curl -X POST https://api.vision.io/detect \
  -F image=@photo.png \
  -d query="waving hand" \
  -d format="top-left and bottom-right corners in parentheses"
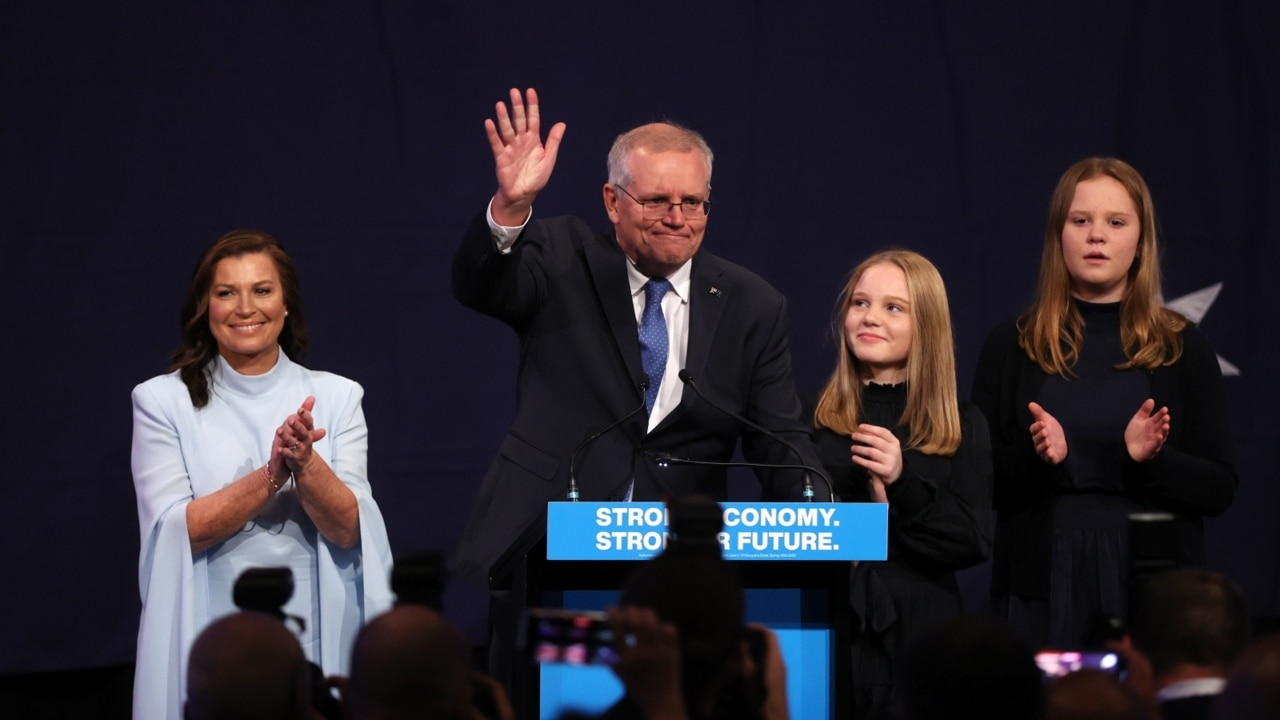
top-left (486, 87), bottom-right (567, 226)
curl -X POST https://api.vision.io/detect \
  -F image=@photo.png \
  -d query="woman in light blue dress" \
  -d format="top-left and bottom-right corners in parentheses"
top-left (130, 230), bottom-right (393, 719)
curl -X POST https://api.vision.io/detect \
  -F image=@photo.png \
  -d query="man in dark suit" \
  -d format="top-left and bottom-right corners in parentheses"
top-left (451, 87), bottom-right (826, 588)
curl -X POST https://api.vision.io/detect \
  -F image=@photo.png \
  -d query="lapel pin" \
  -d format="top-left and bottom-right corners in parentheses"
top-left (709, 287), bottom-right (722, 296)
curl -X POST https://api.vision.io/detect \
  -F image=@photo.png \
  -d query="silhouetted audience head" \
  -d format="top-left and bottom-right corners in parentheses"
top-left (1130, 568), bottom-right (1250, 681)
top-left (895, 614), bottom-right (1045, 720)
top-left (184, 610), bottom-right (312, 720)
top-left (344, 604), bottom-right (475, 720)
top-left (1212, 634), bottom-right (1280, 720)
top-left (618, 497), bottom-right (746, 713)
top-left (621, 550), bottom-right (744, 699)
top-left (1046, 669), bottom-right (1149, 720)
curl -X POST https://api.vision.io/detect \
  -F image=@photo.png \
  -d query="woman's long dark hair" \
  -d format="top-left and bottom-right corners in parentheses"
top-left (169, 230), bottom-right (309, 407)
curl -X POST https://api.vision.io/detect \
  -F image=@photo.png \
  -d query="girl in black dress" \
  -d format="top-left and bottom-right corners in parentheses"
top-left (971, 157), bottom-right (1237, 652)
top-left (808, 249), bottom-right (993, 720)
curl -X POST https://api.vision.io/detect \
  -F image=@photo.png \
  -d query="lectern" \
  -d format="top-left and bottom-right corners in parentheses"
top-left (489, 501), bottom-right (888, 719)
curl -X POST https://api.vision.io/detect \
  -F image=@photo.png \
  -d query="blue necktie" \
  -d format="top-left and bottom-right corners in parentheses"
top-left (639, 278), bottom-right (671, 414)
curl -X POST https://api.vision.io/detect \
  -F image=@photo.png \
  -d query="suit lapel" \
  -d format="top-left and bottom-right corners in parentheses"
top-left (586, 233), bottom-right (646, 389)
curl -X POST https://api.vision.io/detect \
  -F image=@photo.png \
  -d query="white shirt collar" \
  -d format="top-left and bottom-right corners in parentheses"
top-left (1156, 677), bottom-right (1227, 702)
top-left (626, 258), bottom-right (692, 304)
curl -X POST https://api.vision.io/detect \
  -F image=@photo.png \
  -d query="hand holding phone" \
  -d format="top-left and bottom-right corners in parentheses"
top-left (603, 606), bottom-right (685, 719)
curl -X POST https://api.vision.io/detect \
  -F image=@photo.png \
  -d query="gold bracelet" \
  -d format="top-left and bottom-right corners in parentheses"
top-left (262, 464), bottom-right (283, 494)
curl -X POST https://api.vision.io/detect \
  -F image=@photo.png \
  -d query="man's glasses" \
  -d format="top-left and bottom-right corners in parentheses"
top-left (614, 184), bottom-right (712, 220)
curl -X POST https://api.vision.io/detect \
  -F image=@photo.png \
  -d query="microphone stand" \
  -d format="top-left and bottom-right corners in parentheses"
top-left (677, 369), bottom-right (834, 502)
top-left (565, 376), bottom-right (649, 501)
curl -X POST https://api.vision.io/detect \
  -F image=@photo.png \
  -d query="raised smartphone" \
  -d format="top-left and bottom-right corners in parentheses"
top-left (520, 608), bottom-right (619, 666)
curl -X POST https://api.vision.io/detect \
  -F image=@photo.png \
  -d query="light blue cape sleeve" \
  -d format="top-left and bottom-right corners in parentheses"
top-left (131, 379), bottom-right (209, 720)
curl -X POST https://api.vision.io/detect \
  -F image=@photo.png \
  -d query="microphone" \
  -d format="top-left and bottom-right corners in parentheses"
top-left (566, 375), bottom-right (650, 501)
top-left (677, 369), bottom-right (834, 502)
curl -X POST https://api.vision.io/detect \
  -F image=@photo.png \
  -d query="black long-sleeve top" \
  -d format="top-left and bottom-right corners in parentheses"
top-left (971, 311), bottom-right (1238, 600)
top-left (803, 384), bottom-right (993, 716)
top-left (807, 383), bottom-right (993, 574)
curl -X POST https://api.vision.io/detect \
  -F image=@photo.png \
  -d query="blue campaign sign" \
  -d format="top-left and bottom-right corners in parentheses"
top-left (545, 501), bottom-right (887, 561)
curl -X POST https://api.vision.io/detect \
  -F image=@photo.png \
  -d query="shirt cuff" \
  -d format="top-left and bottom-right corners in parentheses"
top-left (486, 197), bottom-right (531, 254)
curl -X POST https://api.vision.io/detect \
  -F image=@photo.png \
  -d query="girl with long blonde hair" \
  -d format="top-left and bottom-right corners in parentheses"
top-left (807, 249), bottom-right (992, 719)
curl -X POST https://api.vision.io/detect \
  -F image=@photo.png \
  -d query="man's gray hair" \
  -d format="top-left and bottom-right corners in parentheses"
top-left (607, 122), bottom-right (714, 189)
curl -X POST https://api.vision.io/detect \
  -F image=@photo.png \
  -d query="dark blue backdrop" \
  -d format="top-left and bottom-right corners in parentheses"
top-left (2, 0), bottom-right (1276, 674)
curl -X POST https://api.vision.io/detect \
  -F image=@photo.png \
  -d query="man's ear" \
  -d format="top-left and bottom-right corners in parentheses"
top-left (603, 183), bottom-right (621, 223)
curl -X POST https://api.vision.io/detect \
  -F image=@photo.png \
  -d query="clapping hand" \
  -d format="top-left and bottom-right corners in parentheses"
top-left (486, 87), bottom-right (566, 225)
top-left (851, 423), bottom-right (903, 495)
top-left (1125, 398), bottom-right (1170, 462)
top-left (1028, 401), bottom-right (1068, 464)
top-left (276, 396), bottom-right (327, 477)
